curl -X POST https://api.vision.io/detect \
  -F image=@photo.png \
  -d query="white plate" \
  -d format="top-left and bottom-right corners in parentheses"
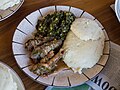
top-left (12, 5), bottom-right (110, 87)
top-left (0, 0), bottom-right (24, 21)
top-left (115, 0), bottom-right (120, 22)
top-left (0, 61), bottom-right (25, 90)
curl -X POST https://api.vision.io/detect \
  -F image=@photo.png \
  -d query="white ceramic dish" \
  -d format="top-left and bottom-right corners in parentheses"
top-left (12, 5), bottom-right (110, 87)
top-left (115, 0), bottom-right (120, 22)
top-left (0, 61), bottom-right (25, 90)
top-left (0, 0), bottom-right (24, 21)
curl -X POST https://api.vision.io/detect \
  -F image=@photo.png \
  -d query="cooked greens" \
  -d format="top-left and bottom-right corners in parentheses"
top-left (36, 11), bottom-right (75, 40)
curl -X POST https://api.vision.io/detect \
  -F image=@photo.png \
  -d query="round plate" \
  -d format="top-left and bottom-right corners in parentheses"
top-left (0, 61), bottom-right (25, 90)
top-left (115, 0), bottom-right (120, 22)
top-left (0, 0), bottom-right (24, 21)
top-left (12, 5), bottom-right (110, 87)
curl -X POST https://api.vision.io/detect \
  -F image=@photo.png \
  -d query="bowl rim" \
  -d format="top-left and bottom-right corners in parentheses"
top-left (0, 61), bottom-right (25, 90)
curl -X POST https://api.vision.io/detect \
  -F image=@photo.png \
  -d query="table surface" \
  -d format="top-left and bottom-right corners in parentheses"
top-left (0, 0), bottom-right (120, 90)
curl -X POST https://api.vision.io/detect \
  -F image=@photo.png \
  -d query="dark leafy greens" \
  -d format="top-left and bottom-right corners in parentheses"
top-left (36, 11), bottom-right (75, 40)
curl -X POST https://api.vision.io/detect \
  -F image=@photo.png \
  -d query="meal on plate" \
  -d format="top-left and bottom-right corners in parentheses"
top-left (0, 63), bottom-right (17, 90)
top-left (0, 0), bottom-right (20, 10)
top-left (25, 11), bottom-right (105, 76)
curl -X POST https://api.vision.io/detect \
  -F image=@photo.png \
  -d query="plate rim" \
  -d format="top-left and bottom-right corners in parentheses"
top-left (115, 0), bottom-right (120, 22)
top-left (0, 0), bottom-right (24, 22)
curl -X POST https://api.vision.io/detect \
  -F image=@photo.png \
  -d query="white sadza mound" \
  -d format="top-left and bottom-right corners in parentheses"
top-left (63, 18), bottom-right (105, 74)
top-left (71, 18), bottom-right (103, 41)
top-left (0, 64), bottom-right (17, 90)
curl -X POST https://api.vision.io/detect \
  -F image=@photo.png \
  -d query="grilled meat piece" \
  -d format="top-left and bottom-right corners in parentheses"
top-left (25, 36), bottom-right (54, 51)
top-left (25, 39), bottom-right (41, 51)
top-left (31, 39), bottom-right (62, 63)
top-left (31, 49), bottom-right (64, 76)
top-left (40, 50), bottom-right (54, 63)
top-left (32, 50), bottom-right (54, 64)
top-left (46, 49), bottom-right (64, 67)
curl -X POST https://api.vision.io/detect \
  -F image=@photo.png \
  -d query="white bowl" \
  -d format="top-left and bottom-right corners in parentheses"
top-left (115, 0), bottom-right (120, 22)
top-left (0, 61), bottom-right (25, 90)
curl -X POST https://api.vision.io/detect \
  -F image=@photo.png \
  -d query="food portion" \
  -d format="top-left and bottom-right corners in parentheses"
top-left (0, 64), bottom-right (17, 90)
top-left (25, 35), bottom-right (54, 52)
top-left (71, 18), bottom-right (103, 41)
top-left (31, 39), bottom-right (62, 64)
top-left (36, 11), bottom-right (75, 40)
top-left (25, 11), bottom-right (75, 76)
top-left (0, 0), bottom-right (20, 10)
top-left (63, 18), bottom-right (105, 74)
top-left (25, 10), bottom-right (105, 76)
top-left (63, 31), bottom-right (105, 74)
top-left (31, 49), bottom-right (65, 75)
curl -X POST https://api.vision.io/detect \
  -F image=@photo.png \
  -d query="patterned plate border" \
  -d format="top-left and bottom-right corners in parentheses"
top-left (12, 5), bottom-right (110, 87)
